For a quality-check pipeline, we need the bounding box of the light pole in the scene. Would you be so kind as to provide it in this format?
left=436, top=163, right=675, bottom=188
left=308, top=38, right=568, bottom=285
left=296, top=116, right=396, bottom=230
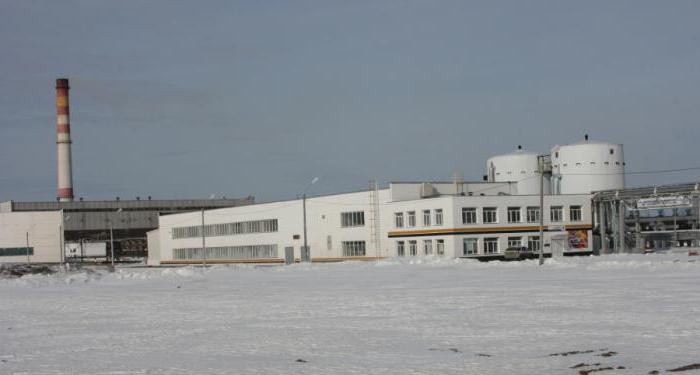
left=109, top=208, right=122, bottom=270
left=302, top=177, right=319, bottom=262
left=538, top=155, right=545, bottom=266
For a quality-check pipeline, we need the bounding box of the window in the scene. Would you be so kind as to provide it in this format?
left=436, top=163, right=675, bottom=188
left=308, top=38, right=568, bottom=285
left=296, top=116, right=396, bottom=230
left=423, top=210, right=431, bottom=226
left=463, top=238, right=477, bottom=255
left=526, top=206, right=540, bottom=223
left=483, top=207, right=498, bottom=223
left=173, top=244, right=278, bottom=260
left=435, top=209, right=443, bottom=225
left=341, top=211, right=365, bottom=227
left=342, top=241, right=366, bottom=257
left=423, top=240, right=433, bottom=255
left=462, top=207, right=477, bottom=224
left=395, top=212, right=404, bottom=228
left=407, top=211, right=416, bottom=227
left=396, top=241, right=405, bottom=256
left=507, top=207, right=521, bottom=223
left=508, top=237, right=522, bottom=248
left=436, top=239, right=445, bottom=255
left=409, top=240, right=418, bottom=256
left=569, top=205, right=582, bottom=222
left=550, top=206, right=563, bottom=222
left=172, top=219, right=278, bottom=239
left=0, top=247, right=34, bottom=257
left=528, top=236, right=541, bottom=251
left=483, top=237, right=499, bottom=254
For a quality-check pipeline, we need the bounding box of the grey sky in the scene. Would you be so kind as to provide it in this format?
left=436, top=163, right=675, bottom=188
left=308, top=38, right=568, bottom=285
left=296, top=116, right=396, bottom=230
left=1, top=1, right=699, bottom=202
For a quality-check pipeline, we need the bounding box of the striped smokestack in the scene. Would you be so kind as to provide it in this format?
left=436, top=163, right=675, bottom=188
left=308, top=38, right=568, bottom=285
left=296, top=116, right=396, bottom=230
left=56, top=78, right=74, bottom=202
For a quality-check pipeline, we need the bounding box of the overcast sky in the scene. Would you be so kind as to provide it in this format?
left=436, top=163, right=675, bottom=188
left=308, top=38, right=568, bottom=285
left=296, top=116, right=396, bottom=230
left=1, top=1, right=699, bottom=202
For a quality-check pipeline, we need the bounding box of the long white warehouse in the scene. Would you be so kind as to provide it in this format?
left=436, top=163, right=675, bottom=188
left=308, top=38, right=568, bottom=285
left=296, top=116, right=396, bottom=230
left=148, top=180, right=593, bottom=265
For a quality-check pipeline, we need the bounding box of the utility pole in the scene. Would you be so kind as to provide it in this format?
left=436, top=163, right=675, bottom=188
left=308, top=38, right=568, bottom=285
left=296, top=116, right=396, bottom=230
left=538, top=155, right=545, bottom=265
left=26, top=232, right=30, bottom=265
left=109, top=225, right=115, bottom=269
left=201, top=208, right=206, bottom=266
left=303, top=193, right=308, bottom=262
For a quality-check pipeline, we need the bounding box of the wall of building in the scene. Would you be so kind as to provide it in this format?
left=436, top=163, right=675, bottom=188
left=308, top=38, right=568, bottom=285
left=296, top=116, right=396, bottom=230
left=385, top=194, right=592, bottom=257
left=146, top=229, right=160, bottom=266
left=0, top=211, right=62, bottom=263
left=156, top=189, right=392, bottom=264
left=151, top=183, right=593, bottom=264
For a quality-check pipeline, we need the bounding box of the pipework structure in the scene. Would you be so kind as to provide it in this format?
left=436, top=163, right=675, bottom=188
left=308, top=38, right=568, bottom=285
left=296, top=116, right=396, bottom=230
left=592, top=183, right=700, bottom=253
left=56, top=78, right=74, bottom=202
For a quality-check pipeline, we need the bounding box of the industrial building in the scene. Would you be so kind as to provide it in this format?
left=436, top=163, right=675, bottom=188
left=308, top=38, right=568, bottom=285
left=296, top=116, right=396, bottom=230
left=593, top=183, right=700, bottom=253
left=148, top=136, right=624, bottom=265
left=0, top=79, right=254, bottom=264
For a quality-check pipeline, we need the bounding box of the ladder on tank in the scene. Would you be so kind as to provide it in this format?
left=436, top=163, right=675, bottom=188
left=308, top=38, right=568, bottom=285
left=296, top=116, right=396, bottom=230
left=368, top=180, right=381, bottom=259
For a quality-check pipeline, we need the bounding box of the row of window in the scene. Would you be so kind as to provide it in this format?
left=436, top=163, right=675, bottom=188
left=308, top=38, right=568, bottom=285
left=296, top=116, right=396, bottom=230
left=462, top=236, right=540, bottom=255
left=341, top=211, right=365, bottom=227
left=172, top=244, right=278, bottom=260
left=171, top=219, right=278, bottom=239
left=461, top=206, right=581, bottom=225
left=396, top=239, right=445, bottom=256
left=0, top=247, right=34, bottom=257
left=394, top=209, right=443, bottom=228
left=342, top=241, right=366, bottom=256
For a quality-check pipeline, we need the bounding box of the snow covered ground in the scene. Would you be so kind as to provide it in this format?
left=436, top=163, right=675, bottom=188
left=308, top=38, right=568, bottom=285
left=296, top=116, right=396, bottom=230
left=1, top=254, right=699, bottom=375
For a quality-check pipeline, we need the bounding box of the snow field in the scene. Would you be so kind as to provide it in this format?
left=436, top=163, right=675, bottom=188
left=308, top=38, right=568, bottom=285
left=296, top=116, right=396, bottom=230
left=1, top=254, right=699, bottom=374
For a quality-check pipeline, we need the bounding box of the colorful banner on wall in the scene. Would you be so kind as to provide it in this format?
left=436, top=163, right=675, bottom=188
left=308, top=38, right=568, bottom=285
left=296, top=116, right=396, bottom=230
left=567, top=230, right=588, bottom=249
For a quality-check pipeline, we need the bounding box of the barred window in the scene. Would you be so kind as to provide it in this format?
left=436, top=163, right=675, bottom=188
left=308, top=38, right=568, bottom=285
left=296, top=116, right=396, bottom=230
left=526, top=207, right=540, bottom=223
left=341, top=211, right=365, bottom=227
left=484, top=237, right=499, bottom=254
left=483, top=207, right=498, bottom=224
left=407, top=211, right=416, bottom=227
left=463, top=238, right=477, bottom=255
left=409, top=240, right=418, bottom=256
left=423, top=239, right=433, bottom=255
left=172, top=219, right=278, bottom=239
left=550, top=206, right=563, bottom=222
left=395, top=212, right=404, bottom=228
left=342, top=241, right=366, bottom=256
left=569, top=206, right=582, bottom=222
left=507, top=207, right=521, bottom=223
left=507, top=236, right=522, bottom=248
left=528, top=236, right=541, bottom=251
left=172, top=244, right=278, bottom=260
left=462, top=207, right=477, bottom=224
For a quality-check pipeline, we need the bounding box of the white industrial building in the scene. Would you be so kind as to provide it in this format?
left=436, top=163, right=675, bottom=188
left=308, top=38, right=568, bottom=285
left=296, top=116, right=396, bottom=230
left=148, top=136, right=625, bottom=265
left=0, top=211, right=63, bottom=263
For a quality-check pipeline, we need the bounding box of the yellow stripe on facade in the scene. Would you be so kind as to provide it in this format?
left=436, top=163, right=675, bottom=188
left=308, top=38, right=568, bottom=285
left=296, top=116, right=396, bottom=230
left=388, top=224, right=592, bottom=237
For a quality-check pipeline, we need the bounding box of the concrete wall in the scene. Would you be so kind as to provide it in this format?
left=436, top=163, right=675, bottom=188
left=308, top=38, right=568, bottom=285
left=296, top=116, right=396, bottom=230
left=146, top=229, right=160, bottom=266
left=0, top=211, right=62, bottom=263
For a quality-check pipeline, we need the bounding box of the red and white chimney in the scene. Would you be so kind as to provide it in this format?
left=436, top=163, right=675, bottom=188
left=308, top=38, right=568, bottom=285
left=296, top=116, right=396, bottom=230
left=56, top=78, right=74, bottom=202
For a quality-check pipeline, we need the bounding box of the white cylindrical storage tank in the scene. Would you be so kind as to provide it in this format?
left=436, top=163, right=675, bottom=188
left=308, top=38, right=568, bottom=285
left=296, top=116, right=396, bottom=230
left=550, top=140, right=624, bottom=194
left=486, top=148, right=549, bottom=195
